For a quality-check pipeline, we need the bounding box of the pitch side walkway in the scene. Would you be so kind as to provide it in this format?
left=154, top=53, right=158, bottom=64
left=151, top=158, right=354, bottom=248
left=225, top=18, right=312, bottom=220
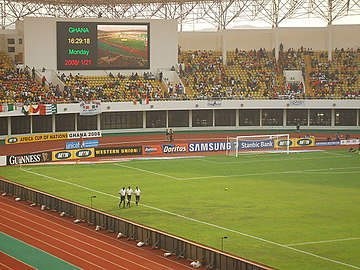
left=0, top=232, right=79, bottom=270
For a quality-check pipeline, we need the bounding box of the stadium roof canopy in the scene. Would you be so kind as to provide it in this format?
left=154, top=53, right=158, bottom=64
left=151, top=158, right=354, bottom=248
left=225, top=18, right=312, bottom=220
left=1, top=0, right=360, bottom=30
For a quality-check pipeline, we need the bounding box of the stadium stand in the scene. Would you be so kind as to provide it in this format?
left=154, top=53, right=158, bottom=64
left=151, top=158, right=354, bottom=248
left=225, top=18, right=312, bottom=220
left=0, top=53, right=45, bottom=104
left=1, top=47, right=359, bottom=104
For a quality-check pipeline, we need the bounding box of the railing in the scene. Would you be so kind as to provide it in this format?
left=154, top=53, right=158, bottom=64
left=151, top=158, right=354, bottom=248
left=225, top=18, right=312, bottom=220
left=0, top=177, right=274, bottom=270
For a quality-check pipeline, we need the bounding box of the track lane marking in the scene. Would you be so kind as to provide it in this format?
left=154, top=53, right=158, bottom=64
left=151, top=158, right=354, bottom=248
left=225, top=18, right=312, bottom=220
left=0, top=223, right=108, bottom=270
left=0, top=200, right=193, bottom=270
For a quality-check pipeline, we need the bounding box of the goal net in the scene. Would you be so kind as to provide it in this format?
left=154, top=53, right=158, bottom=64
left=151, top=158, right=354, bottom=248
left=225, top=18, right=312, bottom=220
left=226, top=134, right=290, bottom=157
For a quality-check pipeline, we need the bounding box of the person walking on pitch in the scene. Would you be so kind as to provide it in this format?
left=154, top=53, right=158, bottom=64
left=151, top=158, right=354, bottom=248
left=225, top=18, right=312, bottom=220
left=119, top=187, right=126, bottom=208
left=134, top=186, right=141, bottom=206
left=126, top=186, right=133, bottom=207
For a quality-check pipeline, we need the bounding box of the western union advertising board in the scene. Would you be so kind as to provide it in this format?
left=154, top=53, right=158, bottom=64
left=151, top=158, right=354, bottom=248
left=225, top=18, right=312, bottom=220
left=52, top=148, right=95, bottom=161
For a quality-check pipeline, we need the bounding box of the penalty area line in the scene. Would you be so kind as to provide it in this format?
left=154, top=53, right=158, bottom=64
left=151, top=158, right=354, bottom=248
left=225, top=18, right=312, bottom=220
left=285, top=237, right=360, bottom=247
left=179, top=166, right=360, bottom=181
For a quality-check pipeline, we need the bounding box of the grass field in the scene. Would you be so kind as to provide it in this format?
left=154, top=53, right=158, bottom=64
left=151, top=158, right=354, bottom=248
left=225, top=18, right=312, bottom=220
left=1, top=149, right=360, bottom=270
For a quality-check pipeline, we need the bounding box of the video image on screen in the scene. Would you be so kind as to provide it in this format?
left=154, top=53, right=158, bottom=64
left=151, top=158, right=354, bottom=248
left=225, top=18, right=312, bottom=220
left=97, top=24, right=149, bottom=69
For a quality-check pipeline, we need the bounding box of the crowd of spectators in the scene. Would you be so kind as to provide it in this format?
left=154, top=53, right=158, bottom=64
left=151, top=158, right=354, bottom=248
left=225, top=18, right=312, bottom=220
left=0, top=53, right=47, bottom=104
left=1, top=46, right=359, bottom=105
left=309, top=48, right=359, bottom=98
left=179, top=46, right=359, bottom=100
left=180, top=48, right=308, bottom=99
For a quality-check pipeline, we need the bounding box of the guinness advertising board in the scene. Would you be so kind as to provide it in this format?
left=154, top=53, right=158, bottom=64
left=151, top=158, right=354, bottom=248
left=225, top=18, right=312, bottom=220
left=7, top=152, right=52, bottom=166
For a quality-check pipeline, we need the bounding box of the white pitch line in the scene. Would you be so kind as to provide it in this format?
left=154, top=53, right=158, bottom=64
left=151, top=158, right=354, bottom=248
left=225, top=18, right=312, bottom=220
left=18, top=168, right=360, bottom=269
left=19, top=167, right=117, bottom=198
left=113, top=163, right=181, bottom=180
left=301, top=171, right=360, bottom=175
left=113, top=162, right=360, bottom=182
left=285, top=237, right=360, bottom=247
left=178, top=166, right=360, bottom=181
left=198, top=154, right=353, bottom=165
left=324, top=151, right=353, bottom=157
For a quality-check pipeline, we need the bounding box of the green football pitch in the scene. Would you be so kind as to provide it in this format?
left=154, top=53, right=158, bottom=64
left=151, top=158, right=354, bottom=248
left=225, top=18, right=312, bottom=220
left=1, top=149, right=359, bottom=270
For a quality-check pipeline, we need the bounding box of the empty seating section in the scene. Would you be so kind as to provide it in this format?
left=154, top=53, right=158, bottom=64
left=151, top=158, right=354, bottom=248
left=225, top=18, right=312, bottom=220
left=0, top=47, right=359, bottom=104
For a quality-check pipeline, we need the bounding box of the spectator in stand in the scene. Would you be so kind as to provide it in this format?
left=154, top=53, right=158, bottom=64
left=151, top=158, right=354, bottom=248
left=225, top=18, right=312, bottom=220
left=41, top=75, right=46, bottom=87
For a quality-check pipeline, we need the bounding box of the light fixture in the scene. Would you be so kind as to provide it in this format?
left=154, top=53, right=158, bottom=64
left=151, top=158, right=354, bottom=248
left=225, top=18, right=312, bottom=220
left=221, top=236, right=228, bottom=252
left=90, top=195, right=96, bottom=209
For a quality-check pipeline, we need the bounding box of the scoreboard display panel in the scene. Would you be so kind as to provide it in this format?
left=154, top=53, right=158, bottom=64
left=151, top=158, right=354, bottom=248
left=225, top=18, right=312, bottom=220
left=57, top=22, right=150, bottom=70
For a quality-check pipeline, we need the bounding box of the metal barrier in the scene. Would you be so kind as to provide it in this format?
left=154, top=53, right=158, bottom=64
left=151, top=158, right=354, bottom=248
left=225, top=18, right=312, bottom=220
left=0, top=178, right=274, bottom=270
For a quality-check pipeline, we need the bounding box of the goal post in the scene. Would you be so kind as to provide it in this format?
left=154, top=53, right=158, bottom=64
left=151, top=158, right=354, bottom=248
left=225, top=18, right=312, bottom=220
left=226, top=134, right=290, bottom=157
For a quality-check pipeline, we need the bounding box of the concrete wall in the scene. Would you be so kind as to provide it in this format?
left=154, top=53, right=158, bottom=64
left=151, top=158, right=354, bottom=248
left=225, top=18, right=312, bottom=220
left=178, top=25, right=360, bottom=51
left=23, top=17, right=178, bottom=74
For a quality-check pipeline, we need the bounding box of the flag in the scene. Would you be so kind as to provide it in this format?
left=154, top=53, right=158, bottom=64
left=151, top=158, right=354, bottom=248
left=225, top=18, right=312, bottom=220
left=32, top=104, right=41, bottom=114
left=0, top=103, right=14, bottom=112
left=39, top=104, right=57, bottom=115
left=138, top=98, right=150, bottom=105
left=22, top=104, right=57, bottom=115
left=80, top=100, right=101, bottom=116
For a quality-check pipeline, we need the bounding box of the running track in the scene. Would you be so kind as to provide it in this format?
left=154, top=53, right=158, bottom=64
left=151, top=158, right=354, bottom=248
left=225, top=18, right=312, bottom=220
left=0, top=194, right=204, bottom=270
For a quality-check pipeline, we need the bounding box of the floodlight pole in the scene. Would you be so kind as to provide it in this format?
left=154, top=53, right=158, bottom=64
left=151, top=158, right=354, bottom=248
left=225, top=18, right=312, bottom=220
left=90, top=195, right=96, bottom=209
left=221, top=236, right=228, bottom=252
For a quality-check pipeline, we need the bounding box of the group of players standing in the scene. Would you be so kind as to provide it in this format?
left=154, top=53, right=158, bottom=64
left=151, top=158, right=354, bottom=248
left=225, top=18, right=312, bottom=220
left=119, top=186, right=141, bottom=208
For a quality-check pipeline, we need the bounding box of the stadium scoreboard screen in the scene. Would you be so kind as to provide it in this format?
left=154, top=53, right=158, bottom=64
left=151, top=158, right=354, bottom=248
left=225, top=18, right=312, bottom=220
left=56, top=22, right=150, bottom=70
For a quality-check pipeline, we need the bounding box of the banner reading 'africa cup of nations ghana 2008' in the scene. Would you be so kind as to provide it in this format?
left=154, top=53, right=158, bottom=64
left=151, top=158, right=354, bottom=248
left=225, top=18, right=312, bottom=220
left=5, top=130, right=102, bottom=144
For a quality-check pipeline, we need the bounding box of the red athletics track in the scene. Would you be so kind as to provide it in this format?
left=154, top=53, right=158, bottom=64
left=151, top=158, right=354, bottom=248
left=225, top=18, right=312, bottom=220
left=1, top=252, right=35, bottom=270
left=0, top=194, right=204, bottom=270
